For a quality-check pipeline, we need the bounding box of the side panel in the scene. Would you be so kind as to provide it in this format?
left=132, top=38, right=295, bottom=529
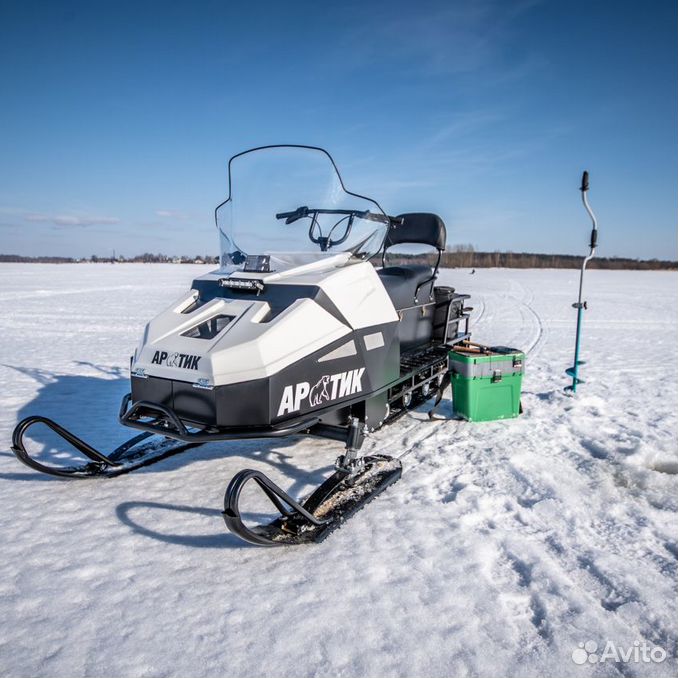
left=397, top=304, right=435, bottom=351
left=269, top=322, right=398, bottom=423
left=312, top=262, right=399, bottom=329
left=130, top=321, right=399, bottom=428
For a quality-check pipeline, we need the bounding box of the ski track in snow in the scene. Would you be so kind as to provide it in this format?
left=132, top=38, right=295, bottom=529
left=0, top=264, right=676, bottom=678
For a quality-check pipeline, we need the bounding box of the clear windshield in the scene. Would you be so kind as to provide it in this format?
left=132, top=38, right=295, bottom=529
left=215, top=146, right=389, bottom=272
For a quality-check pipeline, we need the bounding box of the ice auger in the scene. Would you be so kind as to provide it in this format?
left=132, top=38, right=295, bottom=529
left=566, top=170, right=599, bottom=393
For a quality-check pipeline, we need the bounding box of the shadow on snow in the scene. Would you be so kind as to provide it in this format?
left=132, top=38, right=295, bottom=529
left=3, top=362, right=336, bottom=548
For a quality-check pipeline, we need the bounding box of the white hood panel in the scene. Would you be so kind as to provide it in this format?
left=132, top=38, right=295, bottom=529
left=132, top=261, right=394, bottom=388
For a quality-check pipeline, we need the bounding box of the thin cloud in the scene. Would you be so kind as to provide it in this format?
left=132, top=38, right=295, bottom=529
left=335, top=1, right=514, bottom=77
left=156, top=209, right=189, bottom=219
left=320, top=0, right=546, bottom=93
left=23, top=213, right=120, bottom=227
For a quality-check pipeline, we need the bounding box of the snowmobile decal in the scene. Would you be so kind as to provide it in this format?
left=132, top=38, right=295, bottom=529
left=277, top=368, right=365, bottom=417
left=151, top=350, right=201, bottom=370
left=309, top=375, right=331, bottom=407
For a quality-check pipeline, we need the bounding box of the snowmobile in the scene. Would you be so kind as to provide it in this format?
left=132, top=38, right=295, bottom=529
left=11, top=145, right=472, bottom=546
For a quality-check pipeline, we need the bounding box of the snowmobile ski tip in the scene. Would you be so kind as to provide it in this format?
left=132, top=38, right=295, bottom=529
left=11, top=415, right=203, bottom=478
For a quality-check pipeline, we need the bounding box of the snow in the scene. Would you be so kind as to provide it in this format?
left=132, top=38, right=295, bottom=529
left=0, top=263, right=676, bottom=678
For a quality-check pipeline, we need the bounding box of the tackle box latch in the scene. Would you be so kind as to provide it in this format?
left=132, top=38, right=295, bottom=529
left=491, top=369, right=503, bottom=383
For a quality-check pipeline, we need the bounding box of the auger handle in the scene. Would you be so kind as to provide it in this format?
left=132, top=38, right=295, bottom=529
left=590, top=227, right=598, bottom=249
left=580, top=169, right=598, bottom=247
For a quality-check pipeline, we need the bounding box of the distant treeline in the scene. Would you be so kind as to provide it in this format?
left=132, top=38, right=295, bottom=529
left=0, top=253, right=219, bottom=264
left=1, top=251, right=676, bottom=270
left=387, top=251, right=677, bottom=270
left=0, top=255, right=78, bottom=263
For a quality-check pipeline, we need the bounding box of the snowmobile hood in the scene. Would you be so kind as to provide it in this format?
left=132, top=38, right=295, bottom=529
left=131, top=261, right=397, bottom=388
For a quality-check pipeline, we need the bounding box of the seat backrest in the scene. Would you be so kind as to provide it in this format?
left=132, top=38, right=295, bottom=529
left=385, top=213, right=446, bottom=252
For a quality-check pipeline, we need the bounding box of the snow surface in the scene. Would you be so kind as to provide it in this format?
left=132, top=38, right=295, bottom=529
left=0, top=263, right=676, bottom=678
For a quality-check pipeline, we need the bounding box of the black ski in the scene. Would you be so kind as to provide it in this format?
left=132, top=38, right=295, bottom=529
left=222, top=455, right=402, bottom=546
left=11, top=415, right=203, bottom=479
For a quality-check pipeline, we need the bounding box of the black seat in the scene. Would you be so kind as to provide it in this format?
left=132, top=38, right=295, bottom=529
left=377, top=265, right=434, bottom=310
left=384, top=213, right=446, bottom=252
left=378, top=213, right=446, bottom=310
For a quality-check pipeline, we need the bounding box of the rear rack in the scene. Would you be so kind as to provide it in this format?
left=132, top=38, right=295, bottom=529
left=433, top=291, right=471, bottom=345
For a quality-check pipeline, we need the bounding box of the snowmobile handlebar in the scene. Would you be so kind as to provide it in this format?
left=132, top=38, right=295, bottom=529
left=275, top=206, right=392, bottom=225
left=275, top=207, right=396, bottom=252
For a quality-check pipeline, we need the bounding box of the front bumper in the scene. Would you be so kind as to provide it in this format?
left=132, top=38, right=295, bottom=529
left=130, top=374, right=273, bottom=428
left=119, top=393, right=320, bottom=443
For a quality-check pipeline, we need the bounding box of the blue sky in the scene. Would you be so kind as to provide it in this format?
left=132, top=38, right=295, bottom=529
left=0, top=0, right=675, bottom=259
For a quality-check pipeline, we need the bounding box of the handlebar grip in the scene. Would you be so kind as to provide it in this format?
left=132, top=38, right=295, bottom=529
left=590, top=228, right=598, bottom=249
left=580, top=170, right=589, bottom=192
left=276, top=206, right=309, bottom=220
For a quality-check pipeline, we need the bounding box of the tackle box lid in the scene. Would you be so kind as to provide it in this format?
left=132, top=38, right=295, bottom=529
left=449, top=344, right=525, bottom=378
left=449, top=344, right=524, bottom=363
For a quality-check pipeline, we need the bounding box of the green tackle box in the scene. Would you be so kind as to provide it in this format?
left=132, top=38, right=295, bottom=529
left=449, top=345, right=524, bottom=422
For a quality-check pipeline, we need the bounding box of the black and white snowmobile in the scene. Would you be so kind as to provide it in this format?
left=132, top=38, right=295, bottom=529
left=11, top=145, right=471, bottom=546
